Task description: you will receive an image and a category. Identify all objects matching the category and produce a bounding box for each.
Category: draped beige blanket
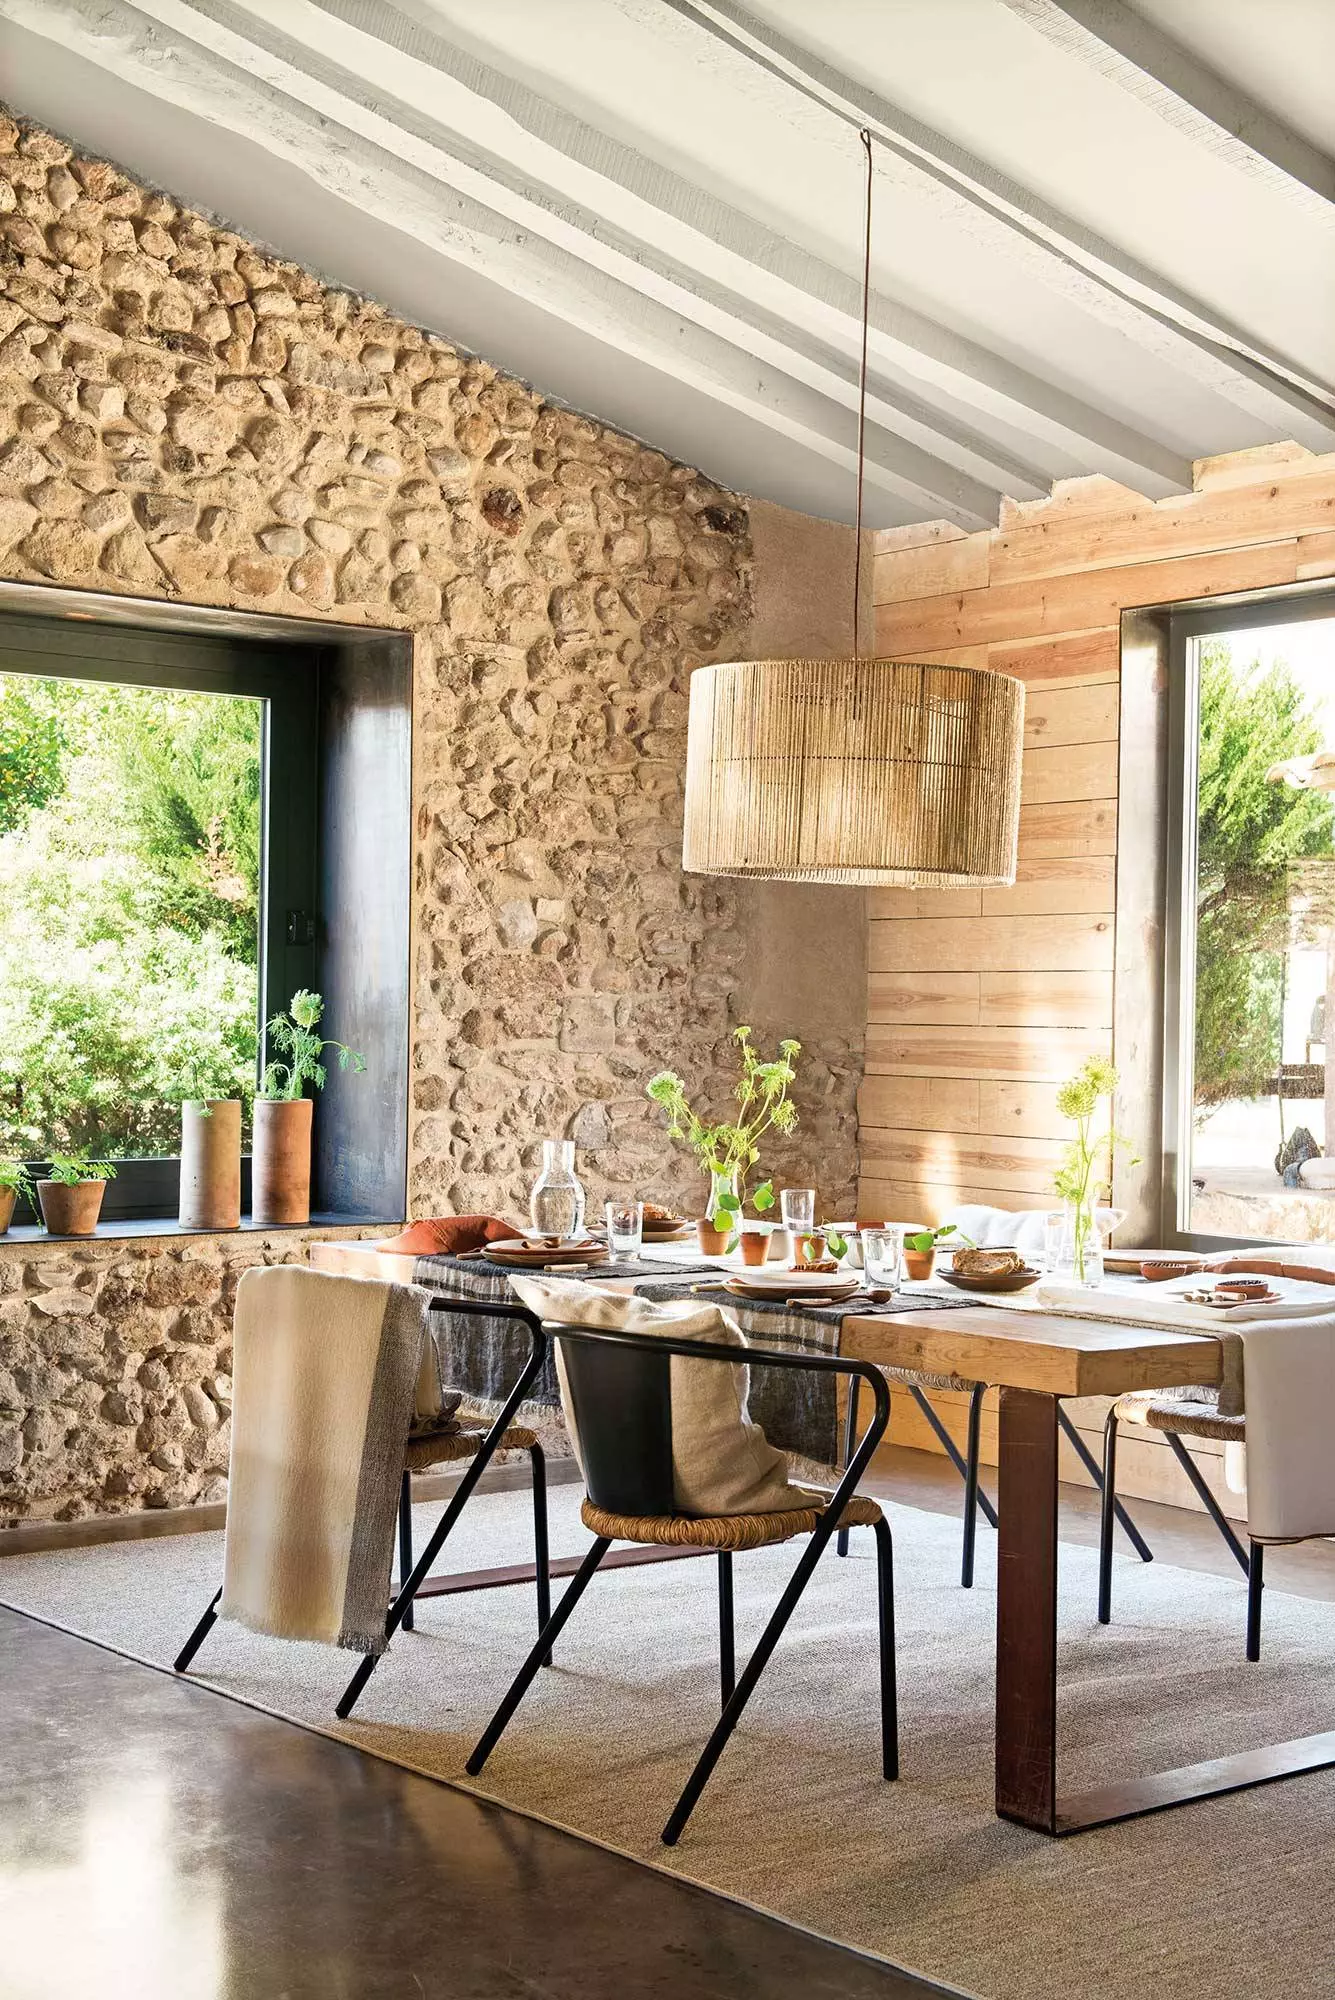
[219,1266,430,1655]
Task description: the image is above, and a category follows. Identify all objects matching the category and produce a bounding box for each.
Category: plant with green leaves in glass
[258,989,366,1101]
[45,1158,116,1185]
[1053,1056,1135,1282]
[646,1027,801,1244]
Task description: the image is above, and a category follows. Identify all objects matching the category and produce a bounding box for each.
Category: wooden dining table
[842,1302,1335,1837]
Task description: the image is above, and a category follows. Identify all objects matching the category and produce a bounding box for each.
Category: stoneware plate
[1105,1248,1205,1275]
[487,1239,607,1267]
[939,1266,1041,1294]
[727,1268,860,1297]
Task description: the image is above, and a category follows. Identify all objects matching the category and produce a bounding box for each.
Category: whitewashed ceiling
[4,0,1334,527]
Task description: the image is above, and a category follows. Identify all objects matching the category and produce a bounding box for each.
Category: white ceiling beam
[4,0,1001,525]
[662,0,1335,449]
[998,0,1335,221]
[304,0,1191,497]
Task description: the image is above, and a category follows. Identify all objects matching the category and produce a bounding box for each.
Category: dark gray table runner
[413,1251,976,1466]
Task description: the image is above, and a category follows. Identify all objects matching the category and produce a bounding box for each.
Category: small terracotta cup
[902,1245,936,1282]
[789,1231,826,1267]
[696,1217,733,1256]
[739,1225,771,1267]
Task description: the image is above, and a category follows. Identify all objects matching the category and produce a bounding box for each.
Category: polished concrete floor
[0,1605,949,2000]
[8,1444,1335,2000]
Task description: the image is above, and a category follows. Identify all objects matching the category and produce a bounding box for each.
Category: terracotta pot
[696,1216,733,1256]
[179,1099,242,1231]
[739,1225,771,1268]
[252,1097,314,1225]
[902,1246,936,1282]
[37,1179,106,1236]
[0,1187,14,1235]
[789,1231,826,1267]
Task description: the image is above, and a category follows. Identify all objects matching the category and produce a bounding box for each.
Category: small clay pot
[902,1245,936,1282]
[696,1216,734,1256]
[739,1226,771,1268]
[252,1097,314,1225]
[180,1099,242,1231]
[789,1231,826,1267]
[0,1187,15,1235]
[37,1179,106,1237]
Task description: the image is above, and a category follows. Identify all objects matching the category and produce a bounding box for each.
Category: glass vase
[528,1139,586,1240]
[705,1166,740,1222]
[1053,1199,1103,1287]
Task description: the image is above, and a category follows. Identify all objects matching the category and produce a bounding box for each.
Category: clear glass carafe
[528,1138,586,1240]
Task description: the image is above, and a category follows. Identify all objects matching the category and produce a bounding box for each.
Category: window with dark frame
[0,613,318,1223]
[1163,591,1335,1248]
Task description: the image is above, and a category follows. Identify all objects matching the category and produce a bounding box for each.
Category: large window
[1167,598,1335,1244]
[0,615,316,1220]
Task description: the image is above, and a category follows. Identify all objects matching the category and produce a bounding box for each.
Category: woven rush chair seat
[404,1420,538,1470]
[581,1491,882,1552]
[1114,1388,1245,1444]
[883,1364,976,1393]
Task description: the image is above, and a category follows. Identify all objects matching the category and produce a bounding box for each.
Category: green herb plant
[647,1027,800,1246]
[905,1223,968,1255]
[0,1158,33,1201]
[259,989,366,1101]
[45,1158,116,1185]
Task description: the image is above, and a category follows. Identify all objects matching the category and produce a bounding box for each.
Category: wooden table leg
[994,1388,1335,1836]
[995,1386,1059,1832]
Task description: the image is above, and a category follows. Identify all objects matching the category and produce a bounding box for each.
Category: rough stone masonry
[0,112,858,1521]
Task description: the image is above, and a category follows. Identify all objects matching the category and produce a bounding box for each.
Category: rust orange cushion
[377,1214,514,1257]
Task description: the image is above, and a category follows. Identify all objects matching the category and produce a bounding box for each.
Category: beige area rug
[4,1490,1335,2000]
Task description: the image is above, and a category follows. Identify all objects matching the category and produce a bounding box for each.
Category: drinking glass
[605,1199,644,1261]
[862,1226,903,1289]
[780,1187,815,1234]
[1041,1209,1066,1275]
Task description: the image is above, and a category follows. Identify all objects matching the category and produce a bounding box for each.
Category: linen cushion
[509,1275,805,1517]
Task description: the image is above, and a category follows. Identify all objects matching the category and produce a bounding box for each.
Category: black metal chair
[467,1319,897,1846]
[1098,1388,1260,1657]
[176,1298,553,1712]
[836,1367,1153,1586]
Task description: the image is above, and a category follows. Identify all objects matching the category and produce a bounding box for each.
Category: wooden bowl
[939,1266,1041,1294]
[1140,1259,1202,1283]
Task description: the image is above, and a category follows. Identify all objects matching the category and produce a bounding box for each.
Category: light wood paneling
[867,970,980,1024]
[861,1129,1066,1195]
[866,1022,1112,1079]
[991,628,1120,687]
[1023,682,1118,749]
[1017,798,1117,856]
[860,446,1335,1494]
[869,913,1114,974]
[980,970,1114,1029]
[874,538,1299,652]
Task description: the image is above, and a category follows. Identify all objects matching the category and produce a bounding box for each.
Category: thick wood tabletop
[841,1306,1223,1399]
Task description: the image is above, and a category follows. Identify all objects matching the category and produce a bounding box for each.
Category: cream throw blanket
[219,1266,430,1654]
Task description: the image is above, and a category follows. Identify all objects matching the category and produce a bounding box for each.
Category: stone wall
[0,112,862,1522]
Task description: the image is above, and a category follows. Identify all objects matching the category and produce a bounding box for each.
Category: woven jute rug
[4,1487,1335,2000]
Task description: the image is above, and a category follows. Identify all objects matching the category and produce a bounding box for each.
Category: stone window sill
[0,1214,398,1247]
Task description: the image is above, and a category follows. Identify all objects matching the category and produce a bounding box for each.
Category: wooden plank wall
[858,441,1335,1230]
[857,442,1335,1510]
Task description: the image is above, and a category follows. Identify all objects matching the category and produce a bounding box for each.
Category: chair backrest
[558,1335,676,1516]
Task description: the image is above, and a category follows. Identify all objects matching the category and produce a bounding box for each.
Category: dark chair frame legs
[466,1324,896,1846]
[835,1374,1149,1588]
[175,1298,550,1700]
[397,1438,550,1642]
[1099,1406,1260,1655]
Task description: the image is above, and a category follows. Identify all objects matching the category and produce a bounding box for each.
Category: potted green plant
[0,1159,34,1235]
[253,990,366,1226]
[37,1158,116,1237]
[902,1223,962,1283]
[647,1027,799,1255]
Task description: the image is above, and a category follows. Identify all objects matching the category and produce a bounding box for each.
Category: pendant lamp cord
[854,128,873,663]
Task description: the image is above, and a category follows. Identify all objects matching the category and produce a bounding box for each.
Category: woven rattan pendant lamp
[683,134,1024,887]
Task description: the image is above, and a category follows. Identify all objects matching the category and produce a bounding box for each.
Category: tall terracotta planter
[180,1099,242,1231]
[37,1180,106,1236]
[252,1097,313,1225]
